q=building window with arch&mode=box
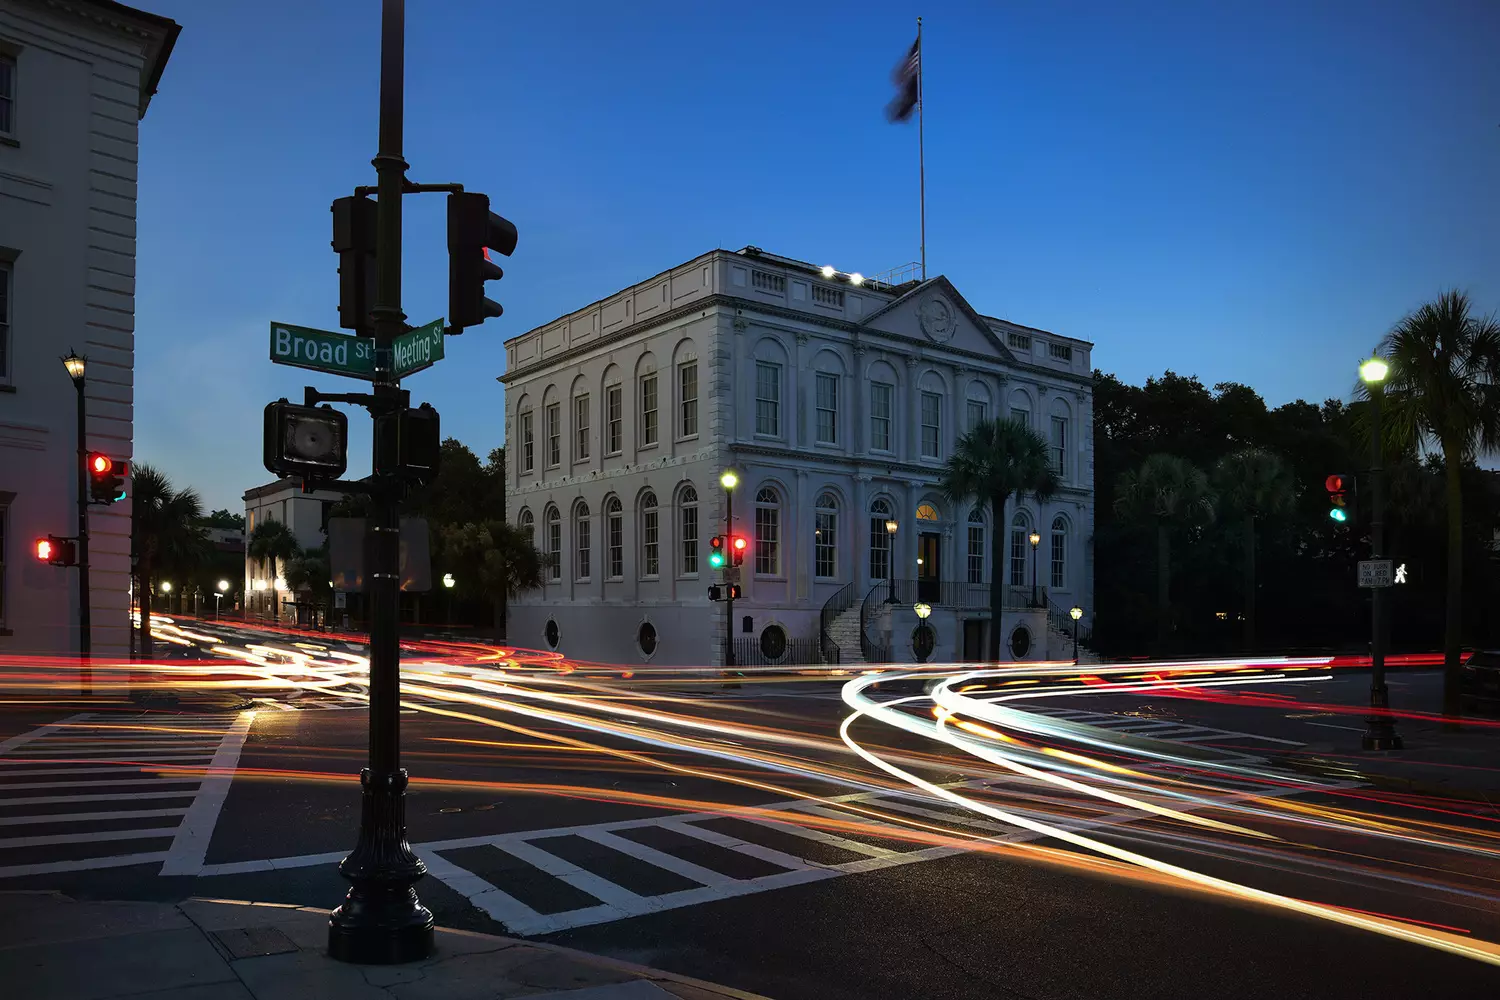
[814,492,838,579]
[815,373,838,445]
[967,399,988,431]
[519,410,534,473]
[870,382,893,452]
[868,499,892,580]
[915,503,939,522]
[640,492,660,578]
[679,362,698,438]
[754,487,780,576]
[679,485,699,575]
[1009,513,1030,587]
[573,503,590,580]
[967,509,986,585]
[640,373,659,447]
[573,393,590,462]
[1051,515,1067,590]
[518,508,534,549]
[545,506,562,581]
[1051,411,1068,476]
[605,384,622,455]
[606,497,624,579]
[545,402,561,467]
[920,392,942,459]
[755,361,781,437]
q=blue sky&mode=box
[130,0,1500,512]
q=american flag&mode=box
[886,36,921,123]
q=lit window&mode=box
[920,392,941,459]
[967,508,985,585]
[680,485,699,575]
[1050,515,1067,589]
[640,492,659,578]
[868,498,891,580]
[573,394,590,461]
[606,497,624,579]
[545,402,561,467]
[815,373,838,445]
[755,362,781,436]
[605,385,622,454]
[640,374,659,446]
[915,503,939,522]
[870,382,893,452]
[679,362,698,438]
[519,410,534,473]
[574,502,591,580]
[754,487,780,575]
[814,492,838,579]
[546,506,561,581]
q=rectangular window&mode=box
[815,373,838,445]
[814,508,837,579]
[678,363,698,438]
[608,510,624,579]
[870,382,893,452]
[0,56,13,137]
[575,516,589,580]
[967,400,988,431]
[642,507,659,577]
[681,503,699,575]
[640,374,659,446]
[755,505,779,575]
[1010,527,1027,587]
[519,411,534,473]
[1010,407,1029,428]
[1051,527,1066,590]
[1051,416,1067,475]
[968,525,985,585]
[549,516,562,581]
[920,392,941,459]
[755,362,781,436]
[573,394,590,462]
[545,403,561,467]
[868,518,890,580]
[605,385,622,455]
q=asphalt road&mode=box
[2,619,1497,999]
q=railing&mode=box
[859,583,891,664]
[879,579,1035,611]
[818,581,855,664]
[1048,604,1093,647]
[732,637,833,668]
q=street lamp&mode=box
[1069,605,1083,664]
[720,469,738,670]
[215,579,229,619]
[60,349,92,668]
[1360,356,1401,750]
[913,602,934,663]
[913,602,932,620]
[442,574,455,589]
[885,519,898,603]
[160,581,172,593]
[1028,531,1041,607]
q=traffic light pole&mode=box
[327,0,435,964]
[72,373,92,673]
[724,487,734,669]
[1363,383,1401,751]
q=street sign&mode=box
[270,322,375,379]
[1358,559,1394,588]
[391,318,445,378]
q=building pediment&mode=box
[855,276,1015,362]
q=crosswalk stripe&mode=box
[0,827,180,850]
[499,839,647,910]
[576,829,734,887]
[0,808,191,827]
[661,820,821,873]
[0,851,171,879]
[0,791,202,808]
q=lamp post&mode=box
[913,602,933,662]
[1069,605,1083,664]
[1360,357,1401,751]
[1028,531,1041,607]
[884,519,898,603]
[216,579,229,619]
[720,469,738,669]
[160,580,173,616]
[442,573,455,626]
[61,351,91,674]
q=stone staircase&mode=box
[826,604,867,666]
[1047,621,1101,664]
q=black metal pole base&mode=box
[327,768,434,964]
[1361,722,1404,752]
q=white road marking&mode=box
[159,710,257,876]
[0,807,191,827]
[0,715,92,756]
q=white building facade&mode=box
[0,0,177,659]
[501,249,1095,668]
[242,478,342,617]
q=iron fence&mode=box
[732,636,835,668]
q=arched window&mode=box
[754,487,781,576]
[1009,512,1031,587]
[573,502,590,580]
[545,506,561,581]
[679,485,699,576]
[915,503,939,522]
[518,508,534,549]
[868,498,893,580]
[814,492,838,579]
[1050,515,1068,590]
[606,496,624,579]
[967,508,986,585]
[640,491,660,578]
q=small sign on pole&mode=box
[1358,559,1394,588]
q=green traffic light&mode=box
[1329,508,1348,523]
[708,552,725,568]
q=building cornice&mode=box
[39,0,180,118]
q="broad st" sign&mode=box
[269,322,375,379]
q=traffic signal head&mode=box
[731,535,747,567]
[263,399,348,481]
[332,196,378,334]
[35,537,52,561]
[1326,473,1354,523]
[447,192,518,333]
[374,402,441,484]
[727,584,741,600]
[35,535,76,566]
[87,453,128,504]
[708,535,725,569]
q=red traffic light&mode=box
[1325,474,1346,493]
[35,538,53,561]
[732,536,747,552]
[89,453,110,475]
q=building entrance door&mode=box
[917,532,940,604]
[962,619,985,661]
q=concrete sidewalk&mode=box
[0,891,771,1000]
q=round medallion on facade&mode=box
[918,296,956,342]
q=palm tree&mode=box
[439,520,546,638]
[1372,290,1500,722]
[1114,454,1215,653]
[130,464,208,660]
[248,520,300,622]
[939,419,1060,661]
[1212,449,1296,652]
[284,542,331,626]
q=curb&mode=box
[1272,753,1500,806]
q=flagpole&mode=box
[917,16,926,281]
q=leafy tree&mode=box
[130,464,208,660]
[203,509,245,531]
[939,419,1060,660]
[1114,454,1215,653]
[438,520,545,636]
[1374,291,1500,720]
[1212,449,1296,652]
[247,519,300,622]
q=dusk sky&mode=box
[129,0,1500,513]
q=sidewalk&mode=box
[0,891,771,1000]
[1276,722,1500,806]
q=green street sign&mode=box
[269,322,375,380]
[391,318,445,378]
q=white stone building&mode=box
[501,248,1095,668]
[242,478,343,618]
[0,0,177,659]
